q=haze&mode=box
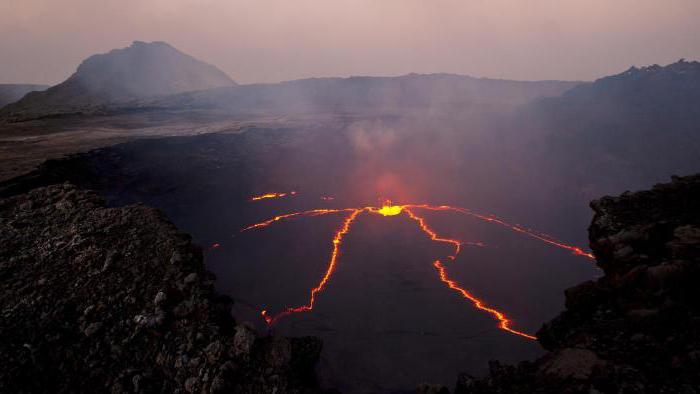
[2,0,699,85]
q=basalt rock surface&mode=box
[0,183,321,393]
[456,174,700,393]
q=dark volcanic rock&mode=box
[0,184,320,393]
[456,174,700,393]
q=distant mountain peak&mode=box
[1,41,235,117]
[131,40,169,47]
[70,41,236,99]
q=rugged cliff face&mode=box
[456,174,700,393]
[0,184,320,393]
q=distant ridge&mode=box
[1,41,235,118]
[0,84,49,108]
[525,59,700,195]
[152,73,581,114]
[560,58,700,103]
[535,58,700,130]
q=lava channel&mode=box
[241,201,594,340]
[249,191,297,201]
[261,208,366,325]
[406,204,595,259]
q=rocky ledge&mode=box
[456,174,700,393]
[0,184,321,393]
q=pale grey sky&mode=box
[1,0,699,85]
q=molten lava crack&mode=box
[249,191,298,201]
[432,260,536,340]
[262,208,365,325]
[241,200,594,339]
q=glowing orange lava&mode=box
[374,204,403,216]
[249,191,297,201]
[262,208,365,325]
[405,208,534,338]
[433,260,536,340]
[241,208,354,232]
[403,208,462,260]
[406,204,595,260]
[241,199,594,340]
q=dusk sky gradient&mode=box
[2,0,699,85]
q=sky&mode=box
[1,0,699,85]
